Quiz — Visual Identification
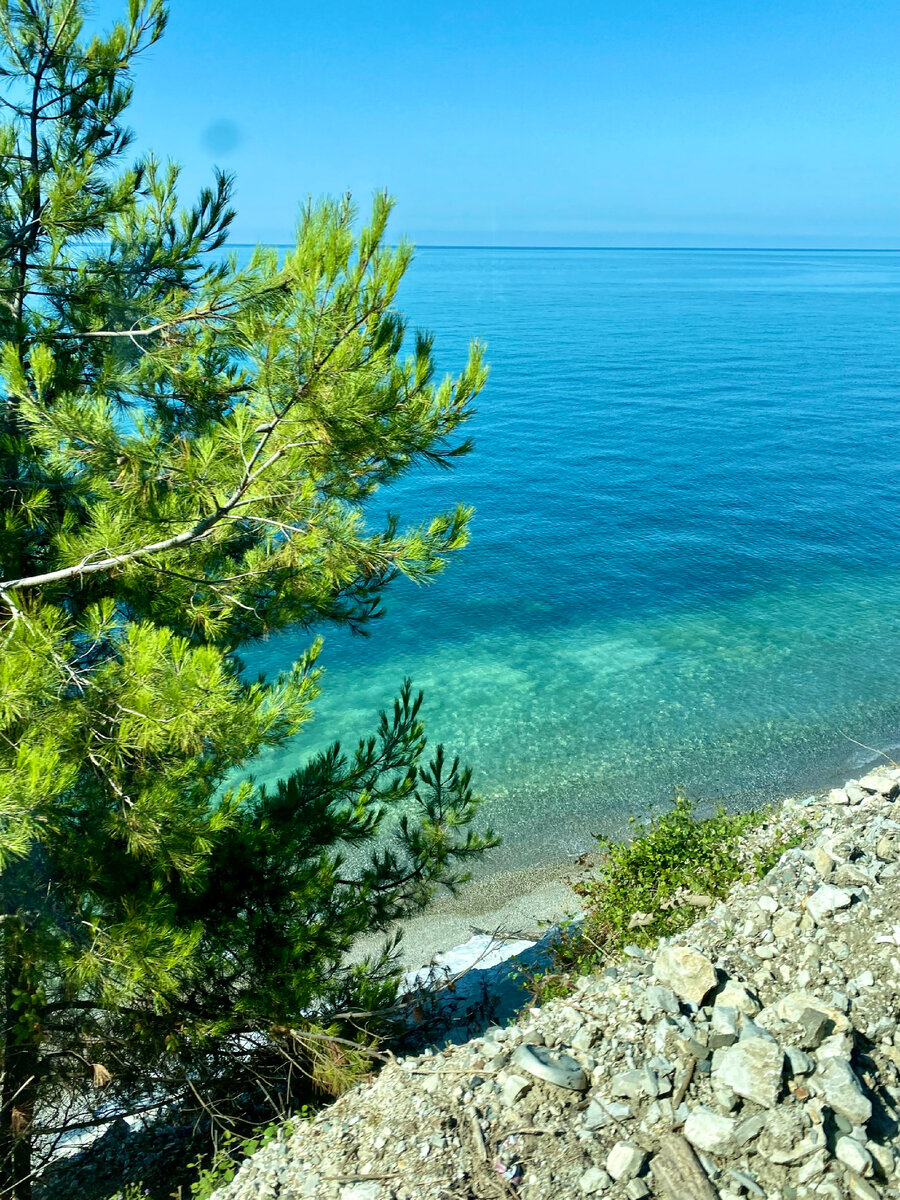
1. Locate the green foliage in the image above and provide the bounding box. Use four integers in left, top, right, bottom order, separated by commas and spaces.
0, 2, 495, 1193
545, 793, 762, 993
103, 1187, 150, 1200
185, 1116, 303, 1200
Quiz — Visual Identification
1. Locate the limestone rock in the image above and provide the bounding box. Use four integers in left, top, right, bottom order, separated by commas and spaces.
683, 1107, 737, 1154
836, 1135, 873, 1176
859, 772, 898, 796
848, 1175, 882, 1200
771, 990, 851, 1034
712, 1038, 784, 1108
709, 1004, 740, 1049
611, 1066, 659, 1100
816, 1057, 872, 1126
653, 945, 717, 1006
805, 883, 852, 923
876, 834, 899, 862
578, 1166, 611, 1194
606, 1141, 647, 1181
645, 984, 681, 1014
715, 979, 761, 1015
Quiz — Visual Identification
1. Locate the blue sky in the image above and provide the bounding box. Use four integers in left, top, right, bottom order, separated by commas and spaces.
91, 0, 899, 247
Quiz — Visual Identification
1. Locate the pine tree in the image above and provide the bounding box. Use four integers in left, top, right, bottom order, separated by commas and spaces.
0, 2, 495, 1193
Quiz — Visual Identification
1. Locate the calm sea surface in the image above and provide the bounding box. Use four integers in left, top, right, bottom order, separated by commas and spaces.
247, 248, 900, 870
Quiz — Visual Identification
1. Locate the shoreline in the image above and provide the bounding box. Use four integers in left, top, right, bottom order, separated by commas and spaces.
396, 857, 579, 969
399, 744, 899, 972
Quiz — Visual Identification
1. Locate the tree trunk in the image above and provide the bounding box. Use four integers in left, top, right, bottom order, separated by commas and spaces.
0, 960, 39, 1200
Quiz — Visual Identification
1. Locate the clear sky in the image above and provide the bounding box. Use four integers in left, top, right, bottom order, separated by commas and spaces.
89, 0, 899, 247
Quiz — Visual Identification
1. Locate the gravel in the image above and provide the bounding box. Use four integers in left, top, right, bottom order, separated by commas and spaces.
210, 766, 900, 1200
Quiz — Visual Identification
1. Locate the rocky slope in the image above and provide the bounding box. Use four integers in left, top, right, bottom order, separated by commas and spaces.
212, 766, 900, 1200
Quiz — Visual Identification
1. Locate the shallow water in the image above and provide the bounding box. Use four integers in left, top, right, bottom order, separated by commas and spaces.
245, 248, 900, 870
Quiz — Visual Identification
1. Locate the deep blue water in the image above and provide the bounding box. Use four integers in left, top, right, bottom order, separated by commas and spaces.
247, 249, 900, 870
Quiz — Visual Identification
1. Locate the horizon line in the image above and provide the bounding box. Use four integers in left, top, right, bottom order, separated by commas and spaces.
226, 243, 900, 252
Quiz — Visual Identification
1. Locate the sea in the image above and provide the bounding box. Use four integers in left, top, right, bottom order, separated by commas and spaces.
244, 248, 900, 873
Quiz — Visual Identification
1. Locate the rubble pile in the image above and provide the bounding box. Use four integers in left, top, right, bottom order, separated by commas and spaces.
213, 768, 900, 1200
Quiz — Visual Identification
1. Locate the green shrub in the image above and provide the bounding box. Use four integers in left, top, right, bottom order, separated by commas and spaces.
545, 791, 763, 989
185, 1117, 301, 1200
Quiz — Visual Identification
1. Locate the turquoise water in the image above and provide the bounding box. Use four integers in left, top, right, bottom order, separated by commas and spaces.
247, 249, 900, 870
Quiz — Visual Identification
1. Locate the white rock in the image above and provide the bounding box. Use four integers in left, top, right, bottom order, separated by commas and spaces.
713, 1039, 784, 1108
645, 984, 681, 1014
817, 1057, 872, 1126
710, 1005, 740, 1048
868, 1141, 896, 1178
606, 1140, 648, 1181
653, 945, 717, 1006
811, 847, 834, 875
836, 1135, 873, 1176
770, 990, 851, 1033
583, 1099, 611, 1130
571, 1028, 595, 1052
859, 772, 898, 795
340, 1185, 385, 1200
683, 1107, 737, 1153
578, 1166, 611, 1194
805, 884, 853, 923
715, 979, 761, 1015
